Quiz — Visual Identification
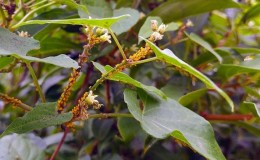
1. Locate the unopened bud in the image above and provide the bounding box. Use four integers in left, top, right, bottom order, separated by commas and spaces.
151, 20, 158, 31
151, 31, 163, 41
18, 31, 29, 37
158, 24, 167, 34
96, 27, 108, 36
100, 32, 111, 43
186, 20, 194, 27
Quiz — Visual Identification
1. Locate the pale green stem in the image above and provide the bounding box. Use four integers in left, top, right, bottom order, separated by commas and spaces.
0, 6, 6, 26
90, 57, 157, 91
108, 28, 127, 60
25, 61, 46, 103
88, 113, 132, 119
11, 1, 56, 29
25, 0, 36, 6
12, 0, 23, 19
30, 0, 49, 8
130, 57, 157, 65
90, 60, 127, 91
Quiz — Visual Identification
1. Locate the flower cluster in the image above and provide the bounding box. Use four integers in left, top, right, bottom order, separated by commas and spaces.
0, 93, 22, 108
129, 47, 153, 62
83, 26, 112, 46
149, 20, 167, 42
70, 90, 102, 121
57, 69, 80, 113
129, 20, 166, 62
17, 31, 29, 37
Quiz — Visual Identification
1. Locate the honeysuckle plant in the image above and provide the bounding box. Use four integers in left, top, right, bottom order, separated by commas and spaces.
0, 0, 260, 160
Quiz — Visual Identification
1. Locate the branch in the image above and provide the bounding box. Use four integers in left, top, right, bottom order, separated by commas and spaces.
88, 113, 133, 119
25, 61, 46, 103
0, 93, 33, 111
50, 127, 69, 160
108, 28, 127, 60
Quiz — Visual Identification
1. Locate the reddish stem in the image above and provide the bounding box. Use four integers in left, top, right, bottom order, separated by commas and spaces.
105, 80, 111, 111
201, 113, 253, 121
75, 64, 93, 103
49, 128, 69, 160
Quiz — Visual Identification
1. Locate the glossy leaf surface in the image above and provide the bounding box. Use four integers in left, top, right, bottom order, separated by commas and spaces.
18, 15, 129, 29
144, 38, 234, 111
124, 89, 226, 160
148, 0, 240, 23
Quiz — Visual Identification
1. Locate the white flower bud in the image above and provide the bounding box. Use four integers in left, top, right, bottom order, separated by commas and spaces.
100, 32, 111, 43
18, 31, 29, 37
186, 20, 194, 27
151, 31, 163, 41
85, 91, 98, 105
151, 20, 158, 31
158, 24, 167, 34
96, 27, 108, 36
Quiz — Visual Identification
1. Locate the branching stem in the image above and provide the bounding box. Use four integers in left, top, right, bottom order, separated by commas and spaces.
90, 60, 127, 91
50, 128, 69, 160
88, 113, 132, 119
11, 1, 56, 30
25, 61, 46, 103
108, 28, 127, 60
0, 6, 6, 26
130, 57, 157, 65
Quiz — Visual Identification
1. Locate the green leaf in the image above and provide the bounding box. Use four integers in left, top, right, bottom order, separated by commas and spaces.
123, 89, 142, 121
0, 102, 72, 137
241, 3, 260, 23
0, 27, 79, 69
0, 134, 45, 160
144, 38, 234, 111
28, 37, 82, 57
217, 47, 260, 55
18, 54, 79, 69
117, 118, 144, 142
178, 88, 207, 106
55, 0, 89, 15
186, 33, 222, 63
111, 8, 140, 35
0, 56, 15, 69
17, 15, 130, 29
148, 0, 240, 23
217, 55, 260, 79
244, 86, 260, 99
0, 27, 39, 56
239, 102, 260, 117
138, 16, 179, 43
92, 62, 166, 98
79, 0, 113, 18
217, 64, 260, 79
124, 89, 226, 160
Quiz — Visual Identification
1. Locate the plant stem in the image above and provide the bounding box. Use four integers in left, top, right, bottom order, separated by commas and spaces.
130, 57, 157, 65
0, 6, 6, 27
90, 57, 157, 91
50, 128, 69, 160
25, 0, 36, 6
90, 60, 127, 91
29, 0, 48, 8
11, 1, 56, 30
25, 61, 46, 103
0, 93, 33, 111
108, 28, 127, 60
88, 113, 133, 119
